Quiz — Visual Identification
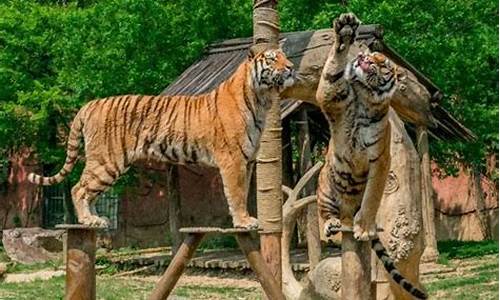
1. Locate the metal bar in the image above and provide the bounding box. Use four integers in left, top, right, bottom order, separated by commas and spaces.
236, 232, 285, 300
148, 233, 205, 300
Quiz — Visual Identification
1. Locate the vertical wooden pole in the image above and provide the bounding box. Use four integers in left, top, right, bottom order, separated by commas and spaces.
297, 109, 321, 269
341, 232, 372, 300
416, 126, 439, 262
148, 233, 205, 300
252, 0, 283, 289
167, 165, 183, 254
56, 225, 99, 300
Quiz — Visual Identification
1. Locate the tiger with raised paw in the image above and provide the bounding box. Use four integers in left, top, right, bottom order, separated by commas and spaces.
316, 13, 427, 299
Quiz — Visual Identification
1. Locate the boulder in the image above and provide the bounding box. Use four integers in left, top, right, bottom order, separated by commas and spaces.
2, 227, 64, 264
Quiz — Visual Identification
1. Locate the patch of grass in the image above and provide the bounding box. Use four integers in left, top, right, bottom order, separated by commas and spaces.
426, 250, 499, 300
438, 240, 498, 259
0, 275, 260, 300
175, 285, 260, 299
7, 259, 62, 274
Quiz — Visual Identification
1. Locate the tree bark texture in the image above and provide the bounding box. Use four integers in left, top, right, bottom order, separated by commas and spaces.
296, 110, 321, 269
472, 168, 492, 240
416, 126, 439, 263
253, 0, 283, 289
166, 165, 182, 254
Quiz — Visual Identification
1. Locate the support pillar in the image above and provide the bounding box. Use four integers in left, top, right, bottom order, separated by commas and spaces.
56, 224, 101, 300
341, 231, 374, 300
416, 126, 439, 262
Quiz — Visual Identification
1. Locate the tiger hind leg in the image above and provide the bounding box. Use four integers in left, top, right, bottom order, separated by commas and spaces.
71, 165, 115, 227
218, 158, 258, 229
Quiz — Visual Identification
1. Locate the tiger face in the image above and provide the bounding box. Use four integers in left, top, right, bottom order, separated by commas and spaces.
252, 49, 295, 91
347, 51, 403, 100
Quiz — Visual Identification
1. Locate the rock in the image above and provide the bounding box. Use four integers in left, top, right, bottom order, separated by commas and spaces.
2, 227, 64, 264
304, 257, 341, 300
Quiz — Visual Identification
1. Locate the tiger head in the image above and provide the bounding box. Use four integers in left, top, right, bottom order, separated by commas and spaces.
250, 49, 295, 92
347, 51, 405, 100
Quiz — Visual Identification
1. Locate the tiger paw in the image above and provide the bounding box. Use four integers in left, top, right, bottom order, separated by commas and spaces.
234, 216, 259, 230
334, 13, 360, 50
80, 215, 110, 228
353, 214, 377, 241
324, 218, 342, 237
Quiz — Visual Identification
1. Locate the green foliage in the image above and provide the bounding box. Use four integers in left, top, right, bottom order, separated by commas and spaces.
0, 0, 497, 175
198, 235, 238, 251
438, 240, 499, 259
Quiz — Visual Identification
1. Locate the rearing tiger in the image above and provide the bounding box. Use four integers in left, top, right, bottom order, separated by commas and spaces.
28, 49, 294, 229
316, 14, 427, 299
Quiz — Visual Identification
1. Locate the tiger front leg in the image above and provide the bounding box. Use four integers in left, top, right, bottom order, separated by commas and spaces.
218, 157, 258, 230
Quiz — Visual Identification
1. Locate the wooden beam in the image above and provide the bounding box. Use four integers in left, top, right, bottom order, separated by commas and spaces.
148, 233, 205, 300
236, 232, 286, 300
253, 0, 283, 290
341, 233, 373, 300
416, 126, 439, 263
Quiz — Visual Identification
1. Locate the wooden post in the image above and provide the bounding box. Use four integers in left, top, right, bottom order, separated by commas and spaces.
56, 224, 100, 300
416, 126, 439, 262
148, 228, 285, 300
342, 232, 373, 300
236, 232, 286, 300
296, 109, 321, 269
166, 165, 183, 254
148, 233, 205, 300
253, 0, 283, 289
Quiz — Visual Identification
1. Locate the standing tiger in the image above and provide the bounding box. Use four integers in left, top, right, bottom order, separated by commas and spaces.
28, 49, 294, 229
316, 13, 427, 299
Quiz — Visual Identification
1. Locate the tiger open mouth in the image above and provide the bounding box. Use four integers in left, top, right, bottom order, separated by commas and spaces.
357, 54, 372, 73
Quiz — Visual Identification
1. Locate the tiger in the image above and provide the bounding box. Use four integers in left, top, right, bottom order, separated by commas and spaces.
28, 49, 295, 229
315, 13, 427, 299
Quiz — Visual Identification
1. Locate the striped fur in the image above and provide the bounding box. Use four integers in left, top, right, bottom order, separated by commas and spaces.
28, 49, 294, 228
316, 14, 427, 299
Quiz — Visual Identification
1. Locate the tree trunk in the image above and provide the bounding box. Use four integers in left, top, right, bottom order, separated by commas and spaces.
472, 168, 492, 240
416, 126, 439, 263
253, 0, 282, 290
296, 109, 321, 269
166, 165, 182, 254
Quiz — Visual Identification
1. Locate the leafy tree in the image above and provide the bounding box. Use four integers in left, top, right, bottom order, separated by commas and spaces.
0, 0, 497, 179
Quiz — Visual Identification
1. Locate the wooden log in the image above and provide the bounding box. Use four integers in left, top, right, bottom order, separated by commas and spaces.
56, 225, 100, 300
148, 233, 205, 300
296, 109, 321, 269
253, 0, 283, 291
166, 165, 182, 254
341, 232, 372, 300
416, 126, 439, 263
236, 232, 285, 300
